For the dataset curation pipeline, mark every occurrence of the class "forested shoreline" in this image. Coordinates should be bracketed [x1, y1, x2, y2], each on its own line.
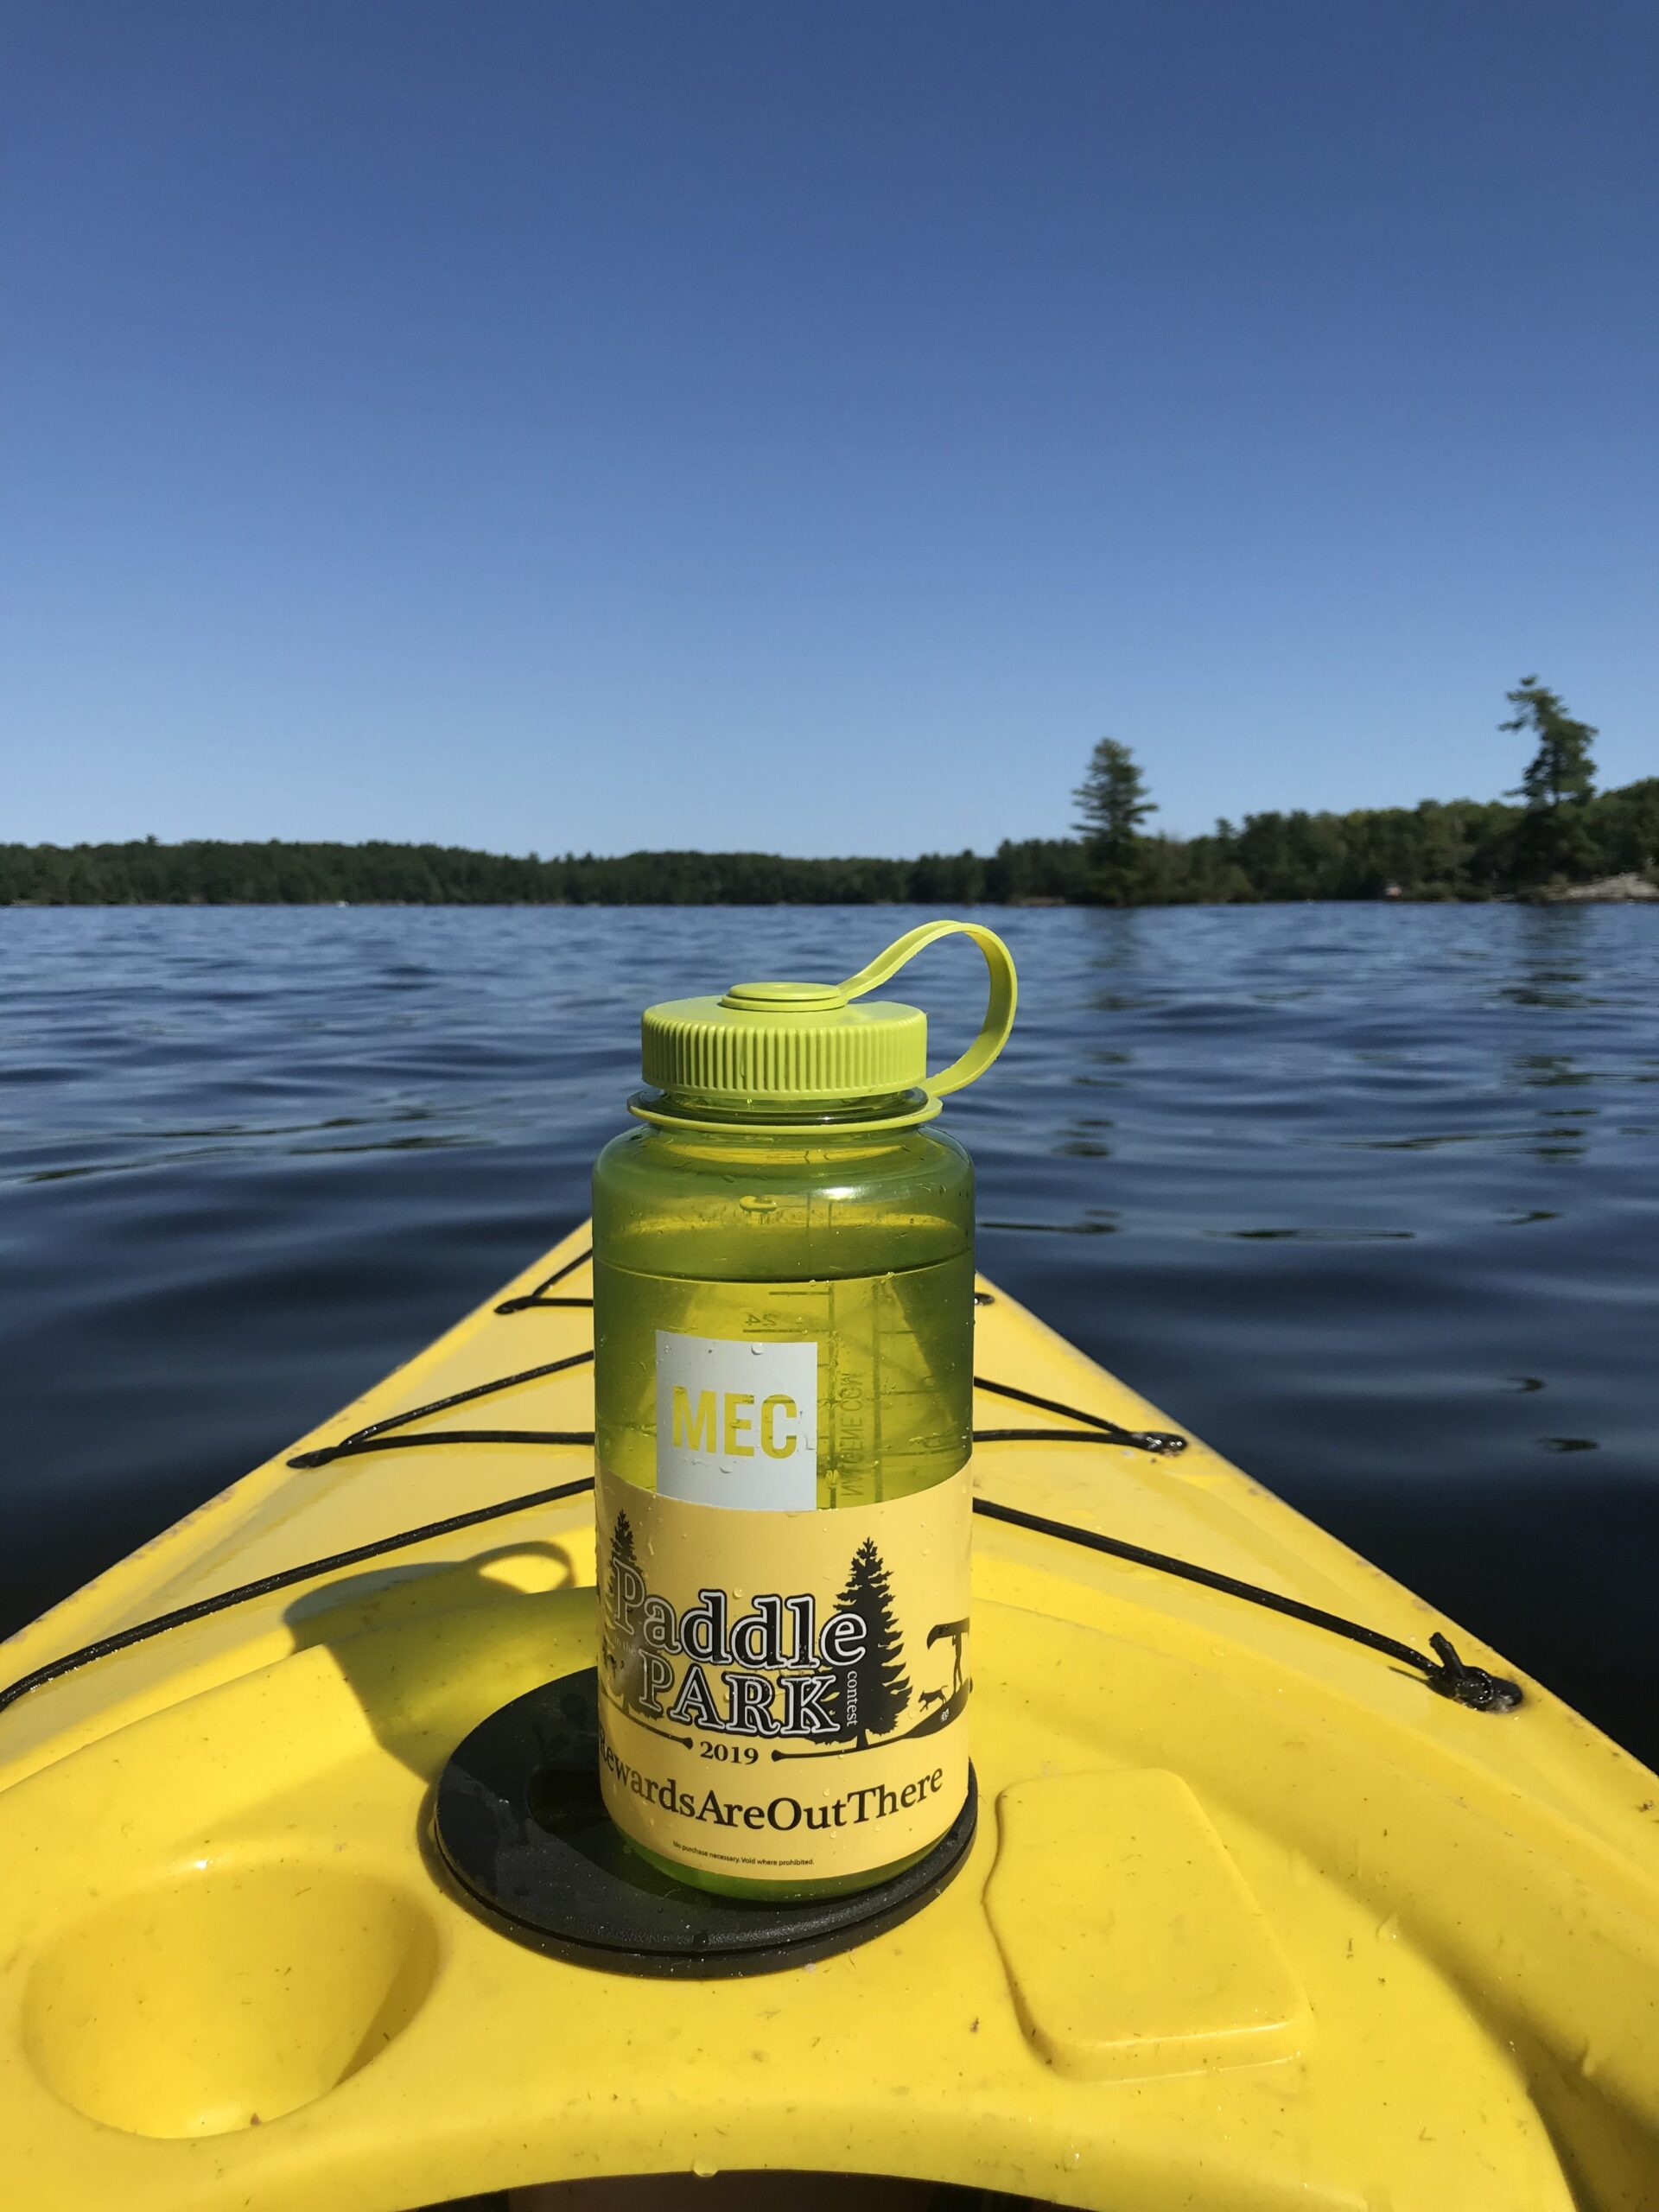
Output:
[6, 777, 1656, 909]
[9, 683, 1653, 908]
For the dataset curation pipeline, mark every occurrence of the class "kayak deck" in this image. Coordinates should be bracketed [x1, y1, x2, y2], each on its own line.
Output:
[3, 1223, 1658, 2209]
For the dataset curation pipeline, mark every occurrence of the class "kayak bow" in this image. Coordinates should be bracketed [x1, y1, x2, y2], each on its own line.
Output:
[3, 1224, 1656, 2209]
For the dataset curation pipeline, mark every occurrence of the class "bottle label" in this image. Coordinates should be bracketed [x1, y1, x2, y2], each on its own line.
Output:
[595, 1458, 973, 1881]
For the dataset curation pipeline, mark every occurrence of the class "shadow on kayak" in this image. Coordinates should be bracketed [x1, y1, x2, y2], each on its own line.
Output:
[282, 1541, 583, 1785]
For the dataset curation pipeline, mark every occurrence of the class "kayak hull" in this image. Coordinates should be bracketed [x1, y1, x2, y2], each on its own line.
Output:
[3, 1224, 1656, 2210]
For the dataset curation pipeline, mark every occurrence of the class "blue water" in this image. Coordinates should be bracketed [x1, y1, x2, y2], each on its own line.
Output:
[3, 903, 1655, 1764]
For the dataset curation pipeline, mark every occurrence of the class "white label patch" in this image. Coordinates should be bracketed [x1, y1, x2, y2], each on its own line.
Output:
[654, 1331, 818, 1510]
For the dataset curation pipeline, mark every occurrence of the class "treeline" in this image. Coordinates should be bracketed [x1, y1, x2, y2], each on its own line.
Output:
[7, 671, 1656, 908]
[4, 779, 1655, 910]
[1137, 781, 1659, 903]
[0, 837, 1008, 907]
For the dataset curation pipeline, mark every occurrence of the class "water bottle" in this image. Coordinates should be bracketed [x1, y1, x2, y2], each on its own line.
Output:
[593, 920, 1017, 1897]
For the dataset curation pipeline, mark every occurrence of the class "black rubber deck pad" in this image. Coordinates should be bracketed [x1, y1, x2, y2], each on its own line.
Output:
[434, 1668, 977, 1978]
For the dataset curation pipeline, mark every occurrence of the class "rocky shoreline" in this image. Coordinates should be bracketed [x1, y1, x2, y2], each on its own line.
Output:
[1535, 872, 1659, 904]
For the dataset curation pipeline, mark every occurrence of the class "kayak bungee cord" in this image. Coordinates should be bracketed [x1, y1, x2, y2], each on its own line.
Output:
[0, 1370, 1521, 1726]
[0, 1480, 596, 1722]
[285, 1343, 1503, 1706]
[286, 1349, 599, 1468]
[967, 1372, 1186, 1456]
[966, 1497, 1521, 1711]
[285, 1344, 1513, 1717]
[493, 1245, 598, 1314]
[496, 1254, 1193, 1458]
[288, 1357, 1187, 1471]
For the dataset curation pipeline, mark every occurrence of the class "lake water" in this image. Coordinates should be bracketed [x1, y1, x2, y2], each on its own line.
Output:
[2, 903, 1655, 1765]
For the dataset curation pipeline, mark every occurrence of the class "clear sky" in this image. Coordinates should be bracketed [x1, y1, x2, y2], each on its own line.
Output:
[4, 2, 1655, 855]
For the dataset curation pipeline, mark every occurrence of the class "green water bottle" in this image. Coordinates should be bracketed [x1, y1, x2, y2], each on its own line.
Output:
[592, 919, 1018, 1898]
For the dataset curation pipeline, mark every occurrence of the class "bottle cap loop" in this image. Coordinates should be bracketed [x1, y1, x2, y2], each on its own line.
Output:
[835, 919, 1018, 1102]
[634, 919, 1017, 1125]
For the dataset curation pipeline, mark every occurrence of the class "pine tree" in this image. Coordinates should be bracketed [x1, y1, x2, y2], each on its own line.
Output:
[826, 1538, 911, 1749]
[601, 1509, 639, 1704]
[610, 1510, 636, 1569]
[606, 1507, 639, 1617]
[1073, 737, 1155, 904]
[1501, 677, 1599, 884]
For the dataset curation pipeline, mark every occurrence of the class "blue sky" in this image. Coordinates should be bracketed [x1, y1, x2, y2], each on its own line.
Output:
[4, 2, 1655, 854]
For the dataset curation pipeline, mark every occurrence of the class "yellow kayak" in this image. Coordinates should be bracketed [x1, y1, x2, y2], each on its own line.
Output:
[3, 1222, 1657, 2210]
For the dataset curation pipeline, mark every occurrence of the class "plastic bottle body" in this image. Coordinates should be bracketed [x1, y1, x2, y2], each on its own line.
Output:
[593, 1090, 976, 1899]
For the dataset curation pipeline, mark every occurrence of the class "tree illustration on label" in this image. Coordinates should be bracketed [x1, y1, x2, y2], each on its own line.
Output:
[827, 1537, 911, 1748]
[610, 1510, 637, 1572]
[602, 1510, 638, 1706]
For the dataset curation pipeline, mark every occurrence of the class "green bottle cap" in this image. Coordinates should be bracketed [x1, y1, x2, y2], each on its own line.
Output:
[638, 919, 1018, 1122]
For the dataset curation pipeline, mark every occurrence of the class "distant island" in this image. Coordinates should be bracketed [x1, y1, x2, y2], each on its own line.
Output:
[7, 681, 1655, 908]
